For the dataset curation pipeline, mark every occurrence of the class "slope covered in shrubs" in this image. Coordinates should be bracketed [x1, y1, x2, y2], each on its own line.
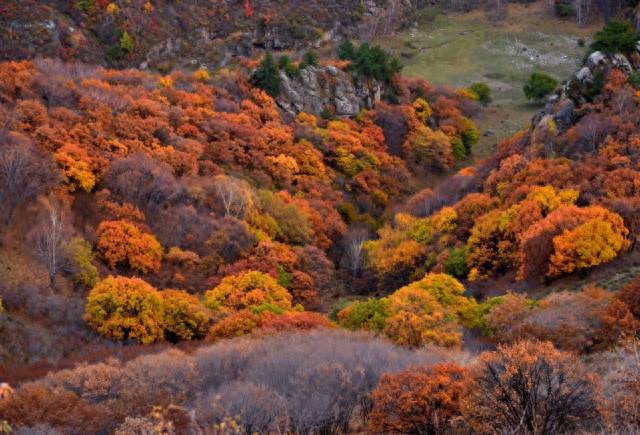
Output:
[2, 16, 640, 435]
[0, 54, 483, 365]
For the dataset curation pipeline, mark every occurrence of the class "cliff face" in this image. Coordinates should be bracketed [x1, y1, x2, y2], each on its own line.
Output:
[276, 65, 382, 117]
[0, 0, 415, 70]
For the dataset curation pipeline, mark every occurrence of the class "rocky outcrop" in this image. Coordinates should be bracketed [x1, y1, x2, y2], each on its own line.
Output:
[533, 46, 640, 134]
[276, 65, 382, 117]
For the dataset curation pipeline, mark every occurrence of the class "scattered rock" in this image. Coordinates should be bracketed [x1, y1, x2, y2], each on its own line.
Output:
[611, 53, 633, 74]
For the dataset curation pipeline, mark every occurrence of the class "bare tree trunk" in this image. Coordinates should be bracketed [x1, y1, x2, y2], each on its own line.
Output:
[574, 0, 592, 26]
[35, 199, 67, 290]
[544, 140, 555, 158]
[486, 0, 507, 23]
[345, 228, 369, 278]
[214, 175, 251, 218]
[575, 0, 583, 25]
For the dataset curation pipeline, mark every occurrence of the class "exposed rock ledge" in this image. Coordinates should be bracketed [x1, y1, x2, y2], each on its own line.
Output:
[276, 65, 382, 117]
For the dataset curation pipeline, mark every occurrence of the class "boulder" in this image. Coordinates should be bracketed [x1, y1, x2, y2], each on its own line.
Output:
[552, 96, 575, 133]
[535, 44, 640, 140]
[575, 66, 593, 85]
[586, 51, 607, 71]
[585, 51, 633, 75]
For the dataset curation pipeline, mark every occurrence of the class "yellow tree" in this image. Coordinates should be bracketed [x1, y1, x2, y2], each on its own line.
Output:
[549, 218, 629, 277]
[84, 276, 165, 344]
[519, 205, 629, 279]
[161, 290, 210, 341]
[412, 97, 432, 124]
[384, 273, 478, 347]
[403, 124, 455, 170]
[466, 209, 518, 280]
[203, 270, 293, 314]
[364, 213, 433, 282]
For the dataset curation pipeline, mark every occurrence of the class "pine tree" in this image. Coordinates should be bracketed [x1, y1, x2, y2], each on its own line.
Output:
[250, 52, 281, 97]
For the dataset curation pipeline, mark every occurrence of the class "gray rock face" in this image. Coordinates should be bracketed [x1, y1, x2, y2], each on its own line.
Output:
[552, 96, 576, 133]
[585, 51, 633, 76]
[586, 51, 607, 71]
[276, 66, 381, 117]
[575, 66, 593, 85]
[536, 50, 638, 133]
[253, 23, 296, 50]
[611, 54, 634, 74]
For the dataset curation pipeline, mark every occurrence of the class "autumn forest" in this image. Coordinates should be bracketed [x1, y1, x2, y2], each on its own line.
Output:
[1, 0, 640, 434]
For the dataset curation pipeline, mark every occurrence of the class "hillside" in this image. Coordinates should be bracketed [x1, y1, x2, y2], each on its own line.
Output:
[1, 3, 640, 435]
[0, 54, 481, 364]
[377, 2, 600, 157]
[0, 0, 414, 70]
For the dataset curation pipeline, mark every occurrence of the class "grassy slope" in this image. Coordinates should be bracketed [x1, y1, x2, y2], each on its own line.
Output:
[376, 2, 599, 157]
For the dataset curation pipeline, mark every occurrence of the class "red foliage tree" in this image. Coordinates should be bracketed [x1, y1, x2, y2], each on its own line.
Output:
[369, 363, 470, 434]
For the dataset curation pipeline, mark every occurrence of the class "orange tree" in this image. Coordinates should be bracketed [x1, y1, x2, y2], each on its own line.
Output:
[207, 310, 263, 340]
[54, 142, 96, 193]
[466, 209, 518, 280]
[96, 220, 163, 273]
[207, 310, 332, 341]
[260, 311, 333, 332]
[519, 205, 629, 279]
[369, 363, 470, 434]
[619, 276, 640, 319]
[548, 217, 629, 277]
